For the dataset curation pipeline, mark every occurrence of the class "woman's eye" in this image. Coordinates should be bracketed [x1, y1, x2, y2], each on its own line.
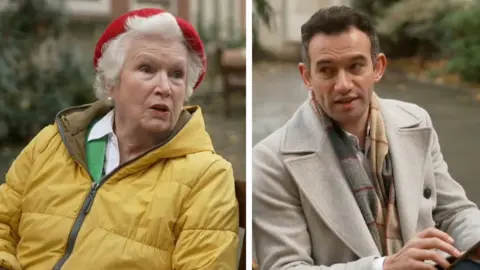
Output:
[139, 65, 154, 73]
[171, 70, 184, 78]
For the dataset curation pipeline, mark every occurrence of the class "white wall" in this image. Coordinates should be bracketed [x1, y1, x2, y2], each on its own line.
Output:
[190, 0, 244, 42]
[63, 0, 111, 16]
[256, 0, 351, 59]
[130, 0, 173, 12]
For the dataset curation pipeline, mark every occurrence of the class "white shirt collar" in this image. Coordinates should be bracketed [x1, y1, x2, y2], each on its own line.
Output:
[87, 109, 115, 141]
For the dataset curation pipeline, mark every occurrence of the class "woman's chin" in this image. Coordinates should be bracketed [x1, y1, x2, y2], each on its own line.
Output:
[141, 119, 172, 135]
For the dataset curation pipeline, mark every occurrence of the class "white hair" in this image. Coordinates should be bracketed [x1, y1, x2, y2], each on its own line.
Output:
[94, 12, 203, 102]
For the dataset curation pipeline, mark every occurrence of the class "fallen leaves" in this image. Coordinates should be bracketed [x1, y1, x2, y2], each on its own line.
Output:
[389, 57, 480, 103]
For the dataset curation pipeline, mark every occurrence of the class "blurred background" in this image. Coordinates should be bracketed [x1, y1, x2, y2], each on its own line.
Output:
[0, 0, 246, 182]
[253, 0, 480, 205]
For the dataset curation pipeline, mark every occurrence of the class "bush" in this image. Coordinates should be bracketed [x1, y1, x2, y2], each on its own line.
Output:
[440, 2, 480, 83]
[353, 0, 471, 59]
[0, 0, 94, 143]
[373, 0, 471, 59]
[352, 0, 401, 20]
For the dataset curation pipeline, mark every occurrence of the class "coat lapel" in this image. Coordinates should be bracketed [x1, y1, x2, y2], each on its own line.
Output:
[381, 100, 431, 242]
[281, 101, 380, 258]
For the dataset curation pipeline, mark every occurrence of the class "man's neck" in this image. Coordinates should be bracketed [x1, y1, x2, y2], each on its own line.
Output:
[340, 110, 370, 149]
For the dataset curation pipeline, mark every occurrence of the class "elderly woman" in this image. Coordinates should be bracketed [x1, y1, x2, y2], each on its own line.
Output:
[0, 8, 239, 270]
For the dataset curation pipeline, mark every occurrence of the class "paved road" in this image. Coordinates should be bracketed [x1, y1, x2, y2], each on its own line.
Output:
[253, 62, 480, 205]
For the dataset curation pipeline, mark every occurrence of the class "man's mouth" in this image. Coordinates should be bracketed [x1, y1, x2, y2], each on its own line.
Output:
[335, 97, 357, 104]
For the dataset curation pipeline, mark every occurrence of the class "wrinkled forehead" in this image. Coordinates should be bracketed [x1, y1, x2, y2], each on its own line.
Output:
[308, 27, 372, 63]
[126, 34, 188, 64]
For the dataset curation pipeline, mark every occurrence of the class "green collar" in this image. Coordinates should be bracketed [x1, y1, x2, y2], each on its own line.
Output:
[85, 118, 107, 183]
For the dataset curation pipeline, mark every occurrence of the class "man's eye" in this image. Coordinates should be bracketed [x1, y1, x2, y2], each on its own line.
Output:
[319, 67, 334, 77]
[351, 63, 364, 71]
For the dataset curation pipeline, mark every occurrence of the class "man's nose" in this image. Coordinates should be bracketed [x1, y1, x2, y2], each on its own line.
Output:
[334, 70, 353, 93]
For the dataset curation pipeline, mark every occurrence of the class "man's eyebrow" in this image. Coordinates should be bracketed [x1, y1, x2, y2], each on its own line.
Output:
[350, 55, 368, 62]
[315, 59, 334, 66]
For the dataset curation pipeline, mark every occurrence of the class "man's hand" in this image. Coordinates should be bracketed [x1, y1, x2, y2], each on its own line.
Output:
[383, 228, 462, 270]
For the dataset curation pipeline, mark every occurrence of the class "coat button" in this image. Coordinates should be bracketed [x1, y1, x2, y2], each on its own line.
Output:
[423, 187, 432, 199]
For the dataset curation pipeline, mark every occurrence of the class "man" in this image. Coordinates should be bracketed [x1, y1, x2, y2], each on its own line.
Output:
[252, 5, 480, 270]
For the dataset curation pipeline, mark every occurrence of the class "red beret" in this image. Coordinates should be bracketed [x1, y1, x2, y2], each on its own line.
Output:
[93, 8, 206, 90]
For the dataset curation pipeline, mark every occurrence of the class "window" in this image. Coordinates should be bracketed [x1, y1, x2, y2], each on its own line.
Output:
[65, 0, 110, 16]
[131, 0, 172, 11]
[136, 0, 171, 4]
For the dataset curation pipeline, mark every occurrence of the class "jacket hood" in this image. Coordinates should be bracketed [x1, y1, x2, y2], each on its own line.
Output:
[55, 101, 214, 170]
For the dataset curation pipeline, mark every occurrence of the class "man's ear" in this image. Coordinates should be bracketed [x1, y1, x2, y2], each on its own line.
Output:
[298, 62, 312, 90]
[373, 53, 387, 83]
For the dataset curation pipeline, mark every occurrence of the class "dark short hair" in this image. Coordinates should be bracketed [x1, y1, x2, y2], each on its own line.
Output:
[300, 5, 380, 68]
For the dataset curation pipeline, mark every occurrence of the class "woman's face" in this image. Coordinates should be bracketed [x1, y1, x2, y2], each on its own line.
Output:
[110, 34, 188, 137]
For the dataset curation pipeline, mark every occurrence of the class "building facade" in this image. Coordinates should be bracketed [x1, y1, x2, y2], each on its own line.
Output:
[0, 0, 245, 72]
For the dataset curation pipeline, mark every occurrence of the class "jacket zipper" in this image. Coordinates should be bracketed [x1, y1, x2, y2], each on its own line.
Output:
[52, 182, 99, 270]
[51, 116, 176, 270]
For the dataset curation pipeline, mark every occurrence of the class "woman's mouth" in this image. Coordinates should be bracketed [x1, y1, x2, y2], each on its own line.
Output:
[150, 104, 170, 112]
[149, 104, 170, 117]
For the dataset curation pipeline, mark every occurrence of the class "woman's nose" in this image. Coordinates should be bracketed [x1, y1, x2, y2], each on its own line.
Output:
[153, 71, 171, 97]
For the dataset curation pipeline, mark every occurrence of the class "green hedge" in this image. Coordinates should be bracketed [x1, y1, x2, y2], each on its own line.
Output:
[440, 3, 480, 83]
[0, 0, 95, 143]
[354, 0, 480, 83]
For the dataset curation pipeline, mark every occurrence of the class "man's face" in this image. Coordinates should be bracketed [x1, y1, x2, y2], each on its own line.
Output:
[299, 27, 386, 126]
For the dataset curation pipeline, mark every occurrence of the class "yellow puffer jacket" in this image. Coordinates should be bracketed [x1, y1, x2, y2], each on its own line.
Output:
[0, 102, 239, 270]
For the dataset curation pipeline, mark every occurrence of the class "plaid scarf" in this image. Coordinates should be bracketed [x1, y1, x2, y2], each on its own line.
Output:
[311, 92, 404, 256]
